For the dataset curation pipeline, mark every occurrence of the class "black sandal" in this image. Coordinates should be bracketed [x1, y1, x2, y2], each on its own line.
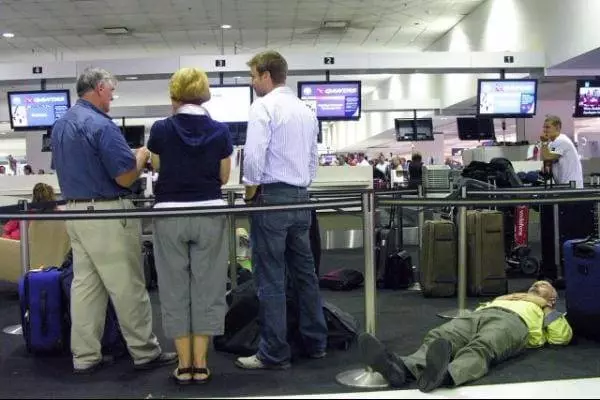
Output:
[171, 367, 194, 385]
[192, 367, 212, 384]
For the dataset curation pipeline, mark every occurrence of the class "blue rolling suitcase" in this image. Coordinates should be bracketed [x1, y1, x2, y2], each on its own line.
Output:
[18, 267, 68, 353]
[563, 238, 600, 340]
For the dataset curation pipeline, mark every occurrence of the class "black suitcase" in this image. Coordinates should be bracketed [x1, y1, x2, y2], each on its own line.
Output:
[377, 250, 413, 290]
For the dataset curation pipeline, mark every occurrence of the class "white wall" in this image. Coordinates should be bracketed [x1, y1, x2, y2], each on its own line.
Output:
[329, 74, 437, 151]
[519, 100, 576, 142]
[25, 132, 51, 172]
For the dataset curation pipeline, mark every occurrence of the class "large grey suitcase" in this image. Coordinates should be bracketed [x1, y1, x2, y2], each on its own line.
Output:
[466, 210, 507, 296]
[420, 220, 457, 297]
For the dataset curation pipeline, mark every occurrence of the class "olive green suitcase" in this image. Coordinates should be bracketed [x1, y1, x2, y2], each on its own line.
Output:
[420, 220, 457, 297]
[466, 210, 508, 296]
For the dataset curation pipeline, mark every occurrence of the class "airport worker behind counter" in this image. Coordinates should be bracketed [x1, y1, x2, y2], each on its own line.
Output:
[51, 67, 177, 374]
[236, 50, 328, 370]
[360, 281, 572, 393]
[147, 67, 232, 385]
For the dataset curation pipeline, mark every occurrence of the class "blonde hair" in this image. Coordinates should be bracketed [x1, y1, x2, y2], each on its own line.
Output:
[544, 115, 562, 131]
[169, 68, 211, 104]
[528, 280, 558, 304]
[32, 182, 56, 204]
[247, 50, 288, 84]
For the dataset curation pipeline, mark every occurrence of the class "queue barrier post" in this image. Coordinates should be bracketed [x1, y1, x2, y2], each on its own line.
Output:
[437, 185, 470, 319]
[227, 191, 238, 289]
[336, 190, 389, 389]
[3, 200, 29, 336]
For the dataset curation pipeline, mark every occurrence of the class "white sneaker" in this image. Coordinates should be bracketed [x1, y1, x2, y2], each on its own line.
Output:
[235, 354, 291, 370]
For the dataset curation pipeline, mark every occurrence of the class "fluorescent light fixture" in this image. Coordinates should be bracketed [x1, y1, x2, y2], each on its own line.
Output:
[2, 32, 15, 38]
[125, 76, 138, 80]
[221, 24, 232, 29]
[103, 27, 129, 35]
[323, 20, 348, 29]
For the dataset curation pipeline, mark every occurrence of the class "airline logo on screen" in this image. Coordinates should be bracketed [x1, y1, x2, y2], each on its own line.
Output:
[12, 94, 67, 105]
[302, 85, 358, 96]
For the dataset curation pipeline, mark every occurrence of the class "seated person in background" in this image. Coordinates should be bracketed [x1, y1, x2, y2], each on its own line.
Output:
[23, 164, 34, 175]
[360, 281, 571, 393]
[1, 182, 57, 240]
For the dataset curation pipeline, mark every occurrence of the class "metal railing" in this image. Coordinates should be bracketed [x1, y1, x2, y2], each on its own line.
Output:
[3, 186, 600, 389]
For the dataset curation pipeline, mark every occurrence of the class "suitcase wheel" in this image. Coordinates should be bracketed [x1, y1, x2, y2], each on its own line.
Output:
[519, 257, 540, 276]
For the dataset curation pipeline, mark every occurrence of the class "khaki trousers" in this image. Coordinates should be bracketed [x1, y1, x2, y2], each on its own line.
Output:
[66, 199, 161, 368]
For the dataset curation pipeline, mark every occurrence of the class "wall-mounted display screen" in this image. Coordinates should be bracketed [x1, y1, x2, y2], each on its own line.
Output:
[226, 121, 248, 146]
[8, 89, 71, 131]
[574, 80, 600, 117]
[298, 81, 361, 121]
[477, 79, 537, 118]
[395, 118, 434, 141]
[121, 125, 145, 149]
[203, 85, 253, 123]
[457, 117, 495, 140]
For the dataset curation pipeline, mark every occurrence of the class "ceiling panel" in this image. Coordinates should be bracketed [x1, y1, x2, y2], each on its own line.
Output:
[0, 0, 485, 60]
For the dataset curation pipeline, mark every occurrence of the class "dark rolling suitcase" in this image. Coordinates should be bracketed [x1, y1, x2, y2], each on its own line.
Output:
[18, 267, 68, 353]
[466, 210, 507, 296]
[420, 220, 457, 297]
[563, 238, 600, 340]
[377, 250, 413, 290]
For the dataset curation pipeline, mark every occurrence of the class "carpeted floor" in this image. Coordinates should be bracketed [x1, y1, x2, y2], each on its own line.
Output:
[0, 247, 599, 399]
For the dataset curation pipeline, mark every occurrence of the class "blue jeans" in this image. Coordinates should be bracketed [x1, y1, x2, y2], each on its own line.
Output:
[250, 183, 328, 365]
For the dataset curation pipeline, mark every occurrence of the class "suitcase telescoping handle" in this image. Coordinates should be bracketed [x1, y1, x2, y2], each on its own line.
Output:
[573, 241, 597, 259]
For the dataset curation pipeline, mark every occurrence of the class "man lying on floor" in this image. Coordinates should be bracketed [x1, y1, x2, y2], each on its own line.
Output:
[360, 281, 572, 393]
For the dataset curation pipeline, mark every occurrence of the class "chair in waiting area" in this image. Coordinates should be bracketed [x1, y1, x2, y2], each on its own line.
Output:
[0, 220, 71, 284]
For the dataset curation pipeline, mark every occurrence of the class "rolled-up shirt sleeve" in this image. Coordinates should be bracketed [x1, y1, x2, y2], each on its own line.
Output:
[98, 123, 136, 179]
[243, 101, 271, 185]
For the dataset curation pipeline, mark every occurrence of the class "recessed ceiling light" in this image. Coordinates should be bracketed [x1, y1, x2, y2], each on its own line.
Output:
[125, 76, 138, 80]
[221, 24, 232, 29]
[103, 27, 129, 35]
[2, 32, 15, 38]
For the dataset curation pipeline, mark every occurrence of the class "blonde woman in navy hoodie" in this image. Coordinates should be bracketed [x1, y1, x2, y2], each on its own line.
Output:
[147, 68, 232, 385]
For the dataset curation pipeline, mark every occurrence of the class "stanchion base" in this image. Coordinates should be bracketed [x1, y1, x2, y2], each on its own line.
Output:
[3, 324, 22, 335]
[336, 368, 389, 389]
[437, 308, 472, 319]
[407, 282, 422, 292]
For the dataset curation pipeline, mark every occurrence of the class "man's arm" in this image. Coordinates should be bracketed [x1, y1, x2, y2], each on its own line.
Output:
[243, 102, 271, 201]
[308, 119, 318, 183]
[98, 124, 148, 188]
[541, 141, 561, 161]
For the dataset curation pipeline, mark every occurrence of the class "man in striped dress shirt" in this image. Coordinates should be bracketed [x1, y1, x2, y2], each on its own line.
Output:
[236, 50, 328, 370]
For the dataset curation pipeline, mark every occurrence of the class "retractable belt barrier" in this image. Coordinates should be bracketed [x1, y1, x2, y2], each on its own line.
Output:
[4, 187, 600, 389]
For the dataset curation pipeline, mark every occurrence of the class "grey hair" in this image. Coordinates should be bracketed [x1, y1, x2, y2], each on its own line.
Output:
[76, 67, 117, 97]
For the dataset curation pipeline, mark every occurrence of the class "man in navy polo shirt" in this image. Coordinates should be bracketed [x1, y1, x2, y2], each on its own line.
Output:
[52, 67, 176, 374]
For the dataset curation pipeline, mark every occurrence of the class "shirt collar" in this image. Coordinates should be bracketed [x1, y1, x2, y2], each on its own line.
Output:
[176, 104, 209, 116]
[267, 86, 294, 96]
[76, 98, 112, 120]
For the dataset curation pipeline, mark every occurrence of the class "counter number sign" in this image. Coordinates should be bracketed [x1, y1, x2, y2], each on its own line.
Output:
[32, 66, 43, 74]
[215, 59, 226, 67]
[324, 56, 335, 65]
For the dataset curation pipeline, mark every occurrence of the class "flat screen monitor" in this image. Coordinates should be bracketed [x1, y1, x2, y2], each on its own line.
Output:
[574, 79, 600, 117]
[8, 89, 71, 131]
[226, 121, 248, 146]
[394, 118, 434, 141]
[477, 79, 537, 118]
[298, 81, 361, 121]
[121, 125, 145, 149]
[203, 85, 253, 123]
[457, 117, 495, 140]
[41, 128, 52, 152]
